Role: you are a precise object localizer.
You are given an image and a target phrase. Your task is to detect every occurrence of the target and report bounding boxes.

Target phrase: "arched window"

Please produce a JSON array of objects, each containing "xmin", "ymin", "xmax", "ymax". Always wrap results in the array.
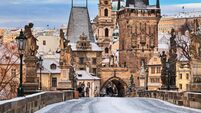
[
  {"xmin": 50, "ymin": 63, "xmax": 57, "ymax": 70},
  {"xmin": 105, "ymin": 28, "xmax": 109, "ymax": 37},
  {"xmin": 105, "ymin": 47, "xmax": 109, "ymax": 53},
  {"xmin": 104, "ymin": 9, "xmax": 108, "ymax": 17}
]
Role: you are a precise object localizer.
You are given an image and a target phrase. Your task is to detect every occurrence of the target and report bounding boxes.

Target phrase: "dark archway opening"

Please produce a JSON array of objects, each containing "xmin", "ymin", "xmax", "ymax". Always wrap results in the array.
[{"xmin": 101, "ymin": 78, "xmax": 127, "ymax": 97}]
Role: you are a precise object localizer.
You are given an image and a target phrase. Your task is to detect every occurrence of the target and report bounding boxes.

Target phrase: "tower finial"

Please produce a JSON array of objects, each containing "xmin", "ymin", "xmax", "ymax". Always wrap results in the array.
[
  {"xmin": 156, "ymin": 0, "xmax": 160, "ymax": 8},
  {"xmin": 126, "ymin": 0, "xmax": 129, "ymax": 7},
  {"xmin": 86, "ymin": 0, "xmax": 88, "ymax": 8},
  {"xmin": 147, "ymin": 0, "xmax": 149, "ymax": 5},
  {"xmin": 72, "ymin": 0, "xmax": 73, "ymax": 8},
  {"xmin": 117, "ymin": 0, "xmax": 121, "ymax": 10}
]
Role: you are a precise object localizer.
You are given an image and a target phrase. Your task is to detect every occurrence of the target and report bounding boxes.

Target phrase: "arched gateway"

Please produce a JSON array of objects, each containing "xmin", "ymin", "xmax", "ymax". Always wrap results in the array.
[
  {"xmin": 99, "ymin": 67, "xmax": 134, "ymax": 97},
  {"xmin": 101, "ymin": 77, "xmax": 128, "ymax": 97}
]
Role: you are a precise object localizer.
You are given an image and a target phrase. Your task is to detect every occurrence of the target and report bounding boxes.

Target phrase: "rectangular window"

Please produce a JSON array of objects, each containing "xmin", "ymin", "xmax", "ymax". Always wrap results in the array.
[
  {"xmin": 11, "ymin": 69, "xmax": 16, "ymax": 77},
  {"xmin": 179, "ymin": 74, "xmax": 182, "ymax": 79},
  {"xmin": 179, "ymin": 84, "xmax": 182, "ymax": 89},
  {"xmin": 79, "ymin": 68, "xmax": 84, "ymax": 70},
  {"xmin": 186, "ymin": 73, "xmax": 189, "ymax": 80},
  {"xmin": 43, "ymin": 40, "xmax": 46, "ymax": 45},
  {"xmin": 92, "ymin": 68, "xmax": 97, "ymax": 75},
  {"xmin": 186, "ymin": 84, "xmax": 189, "ymax": 91},
  {"xmin": 151, "ymin": 67, "xmax": 155, "ymax": 74},
  {"xmin": 92, "ymin": 58, "xmax": 97, "ymax": 65},
  {"xmin": 52, "ymin": 77, "xmax": 57, "ymax": 87},
  {"xmin": 156, "ymin": 67, "xmax": 161, "ymax": 74},
  {"xmin": 79, "ymin": 57, "xmax": 84, "ymax": 64}
]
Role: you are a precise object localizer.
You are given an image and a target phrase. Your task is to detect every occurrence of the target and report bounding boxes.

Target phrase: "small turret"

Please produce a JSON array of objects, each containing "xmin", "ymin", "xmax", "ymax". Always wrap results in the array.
[{"xmin": 156, "ymin": 0, "xmax": 160, "ymax": 8}]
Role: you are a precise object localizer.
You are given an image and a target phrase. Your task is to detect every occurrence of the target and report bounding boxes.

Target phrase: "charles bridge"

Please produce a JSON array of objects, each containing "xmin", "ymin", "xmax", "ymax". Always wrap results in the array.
[{"xmin": 1, "ymin": 90, "xmax": 201, "ymax": 113}]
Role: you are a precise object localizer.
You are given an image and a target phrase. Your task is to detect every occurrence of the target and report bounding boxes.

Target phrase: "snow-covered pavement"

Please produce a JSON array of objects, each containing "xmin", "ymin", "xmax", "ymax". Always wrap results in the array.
[{"xmin": 35, "ymin": 97, "xmax": 201, "ymax": 113}]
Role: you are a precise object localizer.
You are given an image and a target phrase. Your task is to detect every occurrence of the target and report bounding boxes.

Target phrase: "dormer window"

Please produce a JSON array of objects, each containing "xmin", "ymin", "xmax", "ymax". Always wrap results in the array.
[
  {"xmin": 50, "ymin": 63, "xmax": 57, "ymax": 70},
  {"xmin": 78, "ymin": 74, "xmax": 82, "ymax": 77}
]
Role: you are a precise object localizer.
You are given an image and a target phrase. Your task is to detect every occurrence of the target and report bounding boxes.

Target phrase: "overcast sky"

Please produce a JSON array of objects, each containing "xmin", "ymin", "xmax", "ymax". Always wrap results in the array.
[{"xmin": 0, "ymin": 0, "xmax": 201, "ymax": 28}]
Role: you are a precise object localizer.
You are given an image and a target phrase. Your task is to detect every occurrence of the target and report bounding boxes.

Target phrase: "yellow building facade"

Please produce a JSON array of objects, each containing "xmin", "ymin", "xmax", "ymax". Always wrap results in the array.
[
  {"xmin": 176, "ymin": 61, "xmax": 191, "ymax": 91},
  {"xmin": 147, "ymin": 54, "xmax": 162, "ymax": 90}
]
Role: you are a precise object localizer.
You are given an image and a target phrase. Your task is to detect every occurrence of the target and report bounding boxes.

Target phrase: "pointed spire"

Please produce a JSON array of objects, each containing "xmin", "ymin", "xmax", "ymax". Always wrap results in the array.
[
  {"xmin": 117, "ymin": 0, "xmax": 121, "ymax": 10},
  {"xmin": 86, "ymin": 0, "xmax": 88, "ymax": 8},
  {"xmin": 72, "ymin": 0, "xmax": 73, "ymax": 8},
  {"xmin": 147, "ymin": 0, "xmax": 149, "ymax": 5},
  {"xmin": 156, "ymin": 0, "xmax": 160, "ymax": 8}
]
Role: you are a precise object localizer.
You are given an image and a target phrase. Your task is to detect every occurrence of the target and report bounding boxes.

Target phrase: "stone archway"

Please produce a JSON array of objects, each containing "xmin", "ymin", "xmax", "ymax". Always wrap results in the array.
[{"xmin": 101, "ymin": 77, "xmax": 128, "ymax": 97}]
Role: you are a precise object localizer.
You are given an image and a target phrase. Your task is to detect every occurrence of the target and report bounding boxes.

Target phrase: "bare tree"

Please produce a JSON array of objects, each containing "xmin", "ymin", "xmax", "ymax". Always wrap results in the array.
[{"xmin": 0, "ymin": 42, "xmax": 21, "ymax": 100}]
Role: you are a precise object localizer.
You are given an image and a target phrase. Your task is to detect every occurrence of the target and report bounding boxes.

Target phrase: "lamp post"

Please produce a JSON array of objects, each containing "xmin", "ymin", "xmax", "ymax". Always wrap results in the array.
[
  {"xmin": 38, "ymin": 56, "xmax": 43, "ymax": 90},
  {"xmin": 16, "ymin": 30, "xmax": 27, "ymax": 97},
  {"xmin": 145, "ymin": 66, "xmax": 149, "ymax": 90},
  {"xmin": 166, "ymin": 61, "xmax": 170, "ymax": 90}
]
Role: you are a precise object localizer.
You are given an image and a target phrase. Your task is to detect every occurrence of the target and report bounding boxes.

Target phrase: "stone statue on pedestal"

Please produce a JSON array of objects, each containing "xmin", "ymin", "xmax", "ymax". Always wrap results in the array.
[
  {"xmin": 58, "ymin": 29, "xmax": 73, "ymax": 90},
  {"xmin": 24, "ymin": 23, "xmax": 38, "ymax": 57},
  {"xmin": 160, "ymin": 51, "xmax": 167, "ymax": 89},
  {"xmin": 23, "ymin": 23, "xmax": 39, "ymax": 94}
]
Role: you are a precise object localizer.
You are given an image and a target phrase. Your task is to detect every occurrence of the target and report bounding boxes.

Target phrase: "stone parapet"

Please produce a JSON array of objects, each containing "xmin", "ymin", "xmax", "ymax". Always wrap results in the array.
[
  {"xmin": 137, "ymin": 90, "xmax": 201, "ymax": 109},
  {"xmin": 0, "ymin": 91, "xmax": 75, "ymax": 113}
]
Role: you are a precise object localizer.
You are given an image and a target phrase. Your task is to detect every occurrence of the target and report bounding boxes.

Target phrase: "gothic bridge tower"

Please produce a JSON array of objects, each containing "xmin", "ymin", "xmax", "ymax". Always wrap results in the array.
[{"xmin": 117, "ymin": 0, "xmax": 161, "ymax": 87}]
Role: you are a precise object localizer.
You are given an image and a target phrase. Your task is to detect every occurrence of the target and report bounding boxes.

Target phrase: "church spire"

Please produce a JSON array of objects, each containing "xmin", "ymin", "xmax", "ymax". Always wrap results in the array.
[{"xmin": 156, "ymin": 0, "xmax": 160, "ymax": 8}]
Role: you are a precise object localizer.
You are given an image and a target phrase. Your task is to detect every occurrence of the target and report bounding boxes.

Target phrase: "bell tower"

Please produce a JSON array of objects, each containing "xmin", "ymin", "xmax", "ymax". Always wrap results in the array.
[{"xmin": 96, "ymin": 0, "xmax": 115, "ymax": 59}]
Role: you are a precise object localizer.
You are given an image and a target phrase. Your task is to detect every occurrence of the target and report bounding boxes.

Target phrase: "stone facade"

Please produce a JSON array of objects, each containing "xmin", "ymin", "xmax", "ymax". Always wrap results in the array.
[
  {"xmin": 99, "ymin": 67, "xmax": 132, "ymax": 96},
  {"xmin": 176, "ymin": 61, "xmax": 191, "ymax": 91},
  {"xmin": 94, "ymin": 0, "xmax": 116, "ymax": 59},
  {"xmin": 117, "ymin": 1, "xmax": 161, "ymax": 87},
  {"xmin": 70, "ymin": 34, "xmax": 102, "ymax": 76},
  {"xmin": 159, "ymin": 16, "xmax": 201, "ymax": 34}
]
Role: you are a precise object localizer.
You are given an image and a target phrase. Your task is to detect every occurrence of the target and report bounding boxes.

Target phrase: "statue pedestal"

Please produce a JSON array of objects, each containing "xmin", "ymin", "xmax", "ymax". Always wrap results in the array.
[
  {"xmin": 57, "ymin": 67, "xmax": 72, "ymax": 90},
  {"xmin": 190, "ymin": 59, "xmax": 201, "ymax": 92},
  {"xmin": 23, "ymin": 56, "xmax": 39, "ymax": 94},
  {"xmin": 139, "ymin": 76, "xmax": 145, "ymax": 89}
]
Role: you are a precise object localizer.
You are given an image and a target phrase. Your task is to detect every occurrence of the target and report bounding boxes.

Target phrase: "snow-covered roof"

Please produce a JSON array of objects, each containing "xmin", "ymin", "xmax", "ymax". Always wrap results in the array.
[
  {"xmin": 37, "ymin": 54, "xmax": 60, "ymax": 74},
  {"xmin": 163, "ymin": 11, "xmax": 201, "ymax": 19},
  {"xmin": 76, "ymin": 70, "xmax": 100, "ymax": 80},
  {"xmin": 69, "ymin": 43, "xmax": 102, "ymax": 52},
  {"xmin": 67, "ymin": 7, "xmax": 95, "ymax": 43}
]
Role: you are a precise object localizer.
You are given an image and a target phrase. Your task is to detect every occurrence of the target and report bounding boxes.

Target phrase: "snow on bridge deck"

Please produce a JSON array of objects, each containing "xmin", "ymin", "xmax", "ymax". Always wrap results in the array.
[{"xmin": 36, "ymin": 97, "xmax": 201, "ymax": 113}]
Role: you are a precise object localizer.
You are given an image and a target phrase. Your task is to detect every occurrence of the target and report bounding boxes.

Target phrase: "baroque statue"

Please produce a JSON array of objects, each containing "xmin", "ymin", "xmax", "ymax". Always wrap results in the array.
[{"xmin": 24, "ymin": 23, "xmax": 38, "ymax": 57}]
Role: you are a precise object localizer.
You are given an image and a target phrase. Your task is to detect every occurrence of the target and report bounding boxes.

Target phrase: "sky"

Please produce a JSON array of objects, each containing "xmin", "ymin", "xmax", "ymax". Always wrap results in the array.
[{"xmin": 0, "ymin": 0, "xmax": 201, "ymax": 28}]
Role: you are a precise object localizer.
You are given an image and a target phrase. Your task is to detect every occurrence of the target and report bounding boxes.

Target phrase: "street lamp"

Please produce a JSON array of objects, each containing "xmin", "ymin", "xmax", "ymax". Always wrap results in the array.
[
  {"xmin": 166, "ymin": 61, "xmax": 170, "ymax": 90},
  {"xmin": 16, "ymin": 30, "xmax": 27, "ymax": 97},
  {"xmin": 38, "ymin": 56, "xmax": 43, "ymax": 90},
  {"xmin": 145, "ymin": 66, "xmax": 149, "ymax": 90}
]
